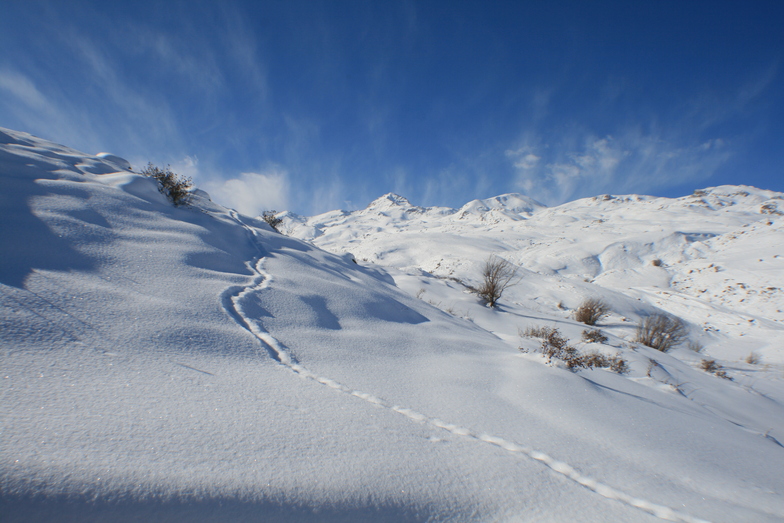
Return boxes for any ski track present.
[223,218,711,523]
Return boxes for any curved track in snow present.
[224,215,710,523]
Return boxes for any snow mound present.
[95,152,132,171]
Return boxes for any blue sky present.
[1,1,782,216]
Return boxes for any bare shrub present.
[521,326,627,374]
[635,314,688,352]
[744,352,760,365]
[538,328,572,362]
[700,359,733,380]
[610,356,630,374]
[574,298,610,326]
[521,325,557,339]
[687,341,704,353]
[581,329,608,344]
[262,210,283,232]
[651,258,663,267]
[699,359,720,373]
[140,163,192,206]
[476,256,518,307]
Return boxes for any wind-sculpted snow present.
[224,249,709,522]
[2,127,784,522]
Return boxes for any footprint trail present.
[224,216,710,523]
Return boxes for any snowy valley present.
[2,127,783,522]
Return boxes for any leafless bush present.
[521,325,557,339]
[744,352,760,365]
[581,329,608,344]
[262,210,283,232]
[700,359,733,380]
[574,298,611,325]
[520,326,627,373]
[635,314,688,352]
[687,341,704,353]
[651,258,663,267]
[699,359,720,373]
[140,163,192,206]
[476,256,518,307]
[609,356,630,374]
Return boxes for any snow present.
[2,126,784,522]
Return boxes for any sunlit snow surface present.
[2,127,783,522]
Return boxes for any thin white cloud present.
[508,131,731,204]
[0,69,50,111]
[0,67,107,153]
[218,4,269,102]
[204,169,290,217]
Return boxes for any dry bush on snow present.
[141,163,192,206]
[635,314,688,352]
[745,352,760,365]
[521,326,627,373]
[699,359,720,373]
[574,298,611,326]
[476,256,518,307]
[700,359,733,380]
[581,329,608,344]
[521,325,557,339]
[262,210,283,232]
[687,341,704,353]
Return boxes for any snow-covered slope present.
[2,127,784,522]
[286,187,784,364]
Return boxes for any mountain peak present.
[458,193,546,217]
[367,193,414,209]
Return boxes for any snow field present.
[2,127,784,521]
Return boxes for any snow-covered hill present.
[2,127,783,522]
[285,186,784,365]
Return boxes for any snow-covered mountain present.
[2,127,783,522]
[285,186,784,364]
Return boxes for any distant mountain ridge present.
[282,183,784,359]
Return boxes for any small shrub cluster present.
[744,352,760,365]
[262,210,283,232]
[635,314,688,352]
[574,298,611,325]
[699,359,733,380]
[520,326,628,373]
[520,325,556,339]
[140,163,192,206]
[651,258,663,267]
[687,341,704,353]
[581,329,608,344]
[476,256,518,307]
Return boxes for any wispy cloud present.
[0,69,50,111]
[218,5,269,102]
[501,65,778,205]
[507,129,731,204]
[203,168,290,217]
[0,66,107,154]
